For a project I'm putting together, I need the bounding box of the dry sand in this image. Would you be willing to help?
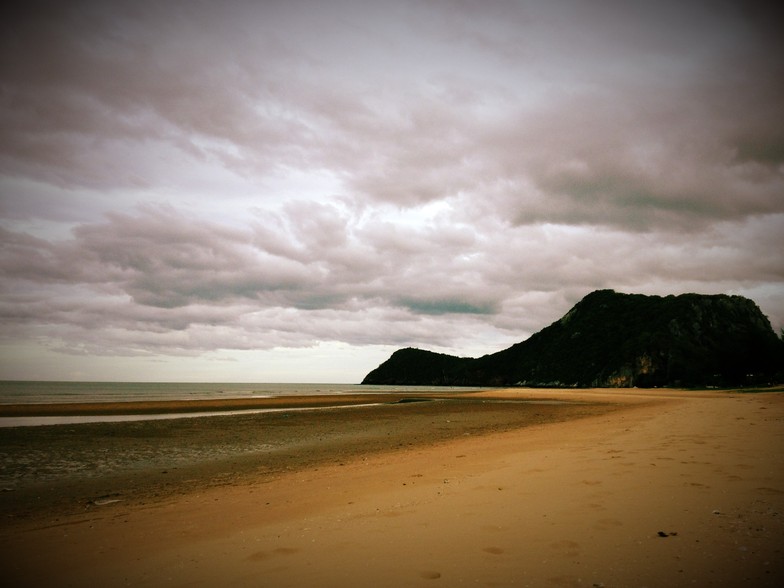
[1,388,782,587]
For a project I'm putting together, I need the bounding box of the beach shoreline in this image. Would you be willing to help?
[0,392,456,416]
[2,388,782,587]
[0,390,618,521]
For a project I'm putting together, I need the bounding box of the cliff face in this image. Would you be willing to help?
[361,290,784,388]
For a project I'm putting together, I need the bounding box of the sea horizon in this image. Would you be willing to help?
[0,380,491,405]
[0,380,494,428]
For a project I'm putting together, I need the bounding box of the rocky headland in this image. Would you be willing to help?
[362,290,784,388]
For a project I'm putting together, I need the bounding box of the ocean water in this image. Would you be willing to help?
[0,381,491,427]
[0,381,488,405]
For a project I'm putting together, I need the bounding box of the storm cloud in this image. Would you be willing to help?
[1,0,783,381]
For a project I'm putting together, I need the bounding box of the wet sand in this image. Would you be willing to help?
[0,393,435,416]
[0,391,608,521]
[1,388,782,587]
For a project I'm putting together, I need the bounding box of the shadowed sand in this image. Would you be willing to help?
[1,388,783,587]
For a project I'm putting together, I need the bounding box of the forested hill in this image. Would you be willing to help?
[361,290,784,388]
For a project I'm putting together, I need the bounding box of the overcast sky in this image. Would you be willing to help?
[1,0,783,383]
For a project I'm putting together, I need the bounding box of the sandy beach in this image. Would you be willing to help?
[1,388,782,587]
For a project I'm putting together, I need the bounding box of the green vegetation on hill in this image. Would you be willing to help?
[362,290,784,388]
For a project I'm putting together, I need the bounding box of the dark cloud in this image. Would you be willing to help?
[397,297,497,316]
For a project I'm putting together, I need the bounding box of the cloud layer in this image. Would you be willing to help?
[1,0,783,381]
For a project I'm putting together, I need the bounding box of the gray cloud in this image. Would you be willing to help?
[3,204,782,357]
[1,0,783,379]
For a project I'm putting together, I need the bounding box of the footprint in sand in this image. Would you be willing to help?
[756,487,784,495]
[247,551,268,561]
[420,571,441,579]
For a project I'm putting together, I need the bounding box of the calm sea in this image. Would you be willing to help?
[0,381,488,405]
[0,381,492,427]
